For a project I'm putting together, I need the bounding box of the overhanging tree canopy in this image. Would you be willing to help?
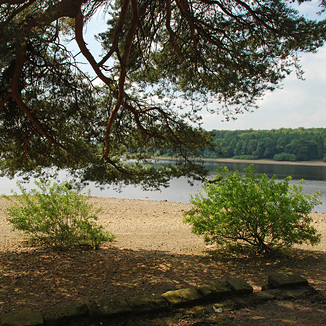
[1,0,326,187]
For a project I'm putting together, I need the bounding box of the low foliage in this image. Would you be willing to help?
[4,180,115,249]
[184,166,322,254]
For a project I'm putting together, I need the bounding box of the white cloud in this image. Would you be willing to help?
[200,44,326,131]
[301,47,326,82]
[75,5,326,132]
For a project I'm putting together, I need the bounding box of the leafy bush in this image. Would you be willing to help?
[233,155,259,160]
[273,153,297,162]
[4,180,115,249]
[184,165,321,254]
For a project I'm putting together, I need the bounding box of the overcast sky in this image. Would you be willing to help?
[83,0,326,132]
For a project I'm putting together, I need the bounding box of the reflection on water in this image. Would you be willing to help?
[1,161,326,213]
[203,161,326,181]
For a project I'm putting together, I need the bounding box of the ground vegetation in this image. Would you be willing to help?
[184,165,322,253]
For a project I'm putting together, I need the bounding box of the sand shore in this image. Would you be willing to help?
[0,197,326,254]
[154,156,326,167]
[1,196,326,315]
[1,196,326,253]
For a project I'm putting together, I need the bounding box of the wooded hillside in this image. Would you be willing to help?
[157,128,326,162]
[207,128,326,162]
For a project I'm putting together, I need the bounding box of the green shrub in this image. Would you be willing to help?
[233,155,259,160]
[273,153,297,162]
[184,165,321,254]
[4,180,115,249]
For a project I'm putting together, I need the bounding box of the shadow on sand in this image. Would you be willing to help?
[0,244,325,318]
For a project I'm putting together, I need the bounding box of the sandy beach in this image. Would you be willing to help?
[1,196,326,254]
[0,196,326,317]
[204,158,326,167]
[154,156,326,167]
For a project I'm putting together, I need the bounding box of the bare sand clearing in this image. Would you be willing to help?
[0,197,326,315]
[154,156,326,167]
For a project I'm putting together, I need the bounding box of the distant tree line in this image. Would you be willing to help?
[156,128,326,162]
[202,128,326,162]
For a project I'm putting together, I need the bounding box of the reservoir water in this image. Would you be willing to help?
[1,160,326,213]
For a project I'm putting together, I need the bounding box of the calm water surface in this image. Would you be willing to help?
[1,160,326,213]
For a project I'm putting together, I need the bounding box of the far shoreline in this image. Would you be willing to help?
[153,157,326,167]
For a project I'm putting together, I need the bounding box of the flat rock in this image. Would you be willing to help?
[196,280,232,299]
[276,286,316,300]
[225,278,253,294]
[87,296,132,318]
[268,272,308,289]
[126,294,168,313]
[161,288,202,306]
[251,290,279,303]
[42,302,88,325]
[0,311,43,326]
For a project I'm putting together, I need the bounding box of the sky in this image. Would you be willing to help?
[201,46,326,131]
[196,1,326,131]
[82,0,326,132]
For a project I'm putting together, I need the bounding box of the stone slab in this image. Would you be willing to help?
[0,311,43,326]
[250,290,279,303]
[126,294,169,313]
[225,278,253,295]
[275,286,316,300]
[42,302,88,326]
[161,288,202,306]
[268,272,308,289]
[196,280,232,300]
[87,297,132,318]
